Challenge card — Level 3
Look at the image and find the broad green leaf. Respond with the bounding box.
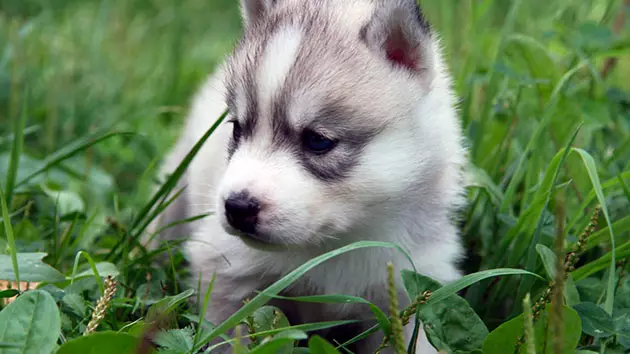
[56,331,147,354]
[41,182,85,215]
[308,336,342,354]
[62,293,87,317]
[573,302,615,338]
[154,327,194,353]
[613,309,630,348]
[249,338,295,354]
[147,288,195,321]
[248,306,294,354]
[250,306,291,333]
[250,330,308,354]
[398,269,541,354]
[13,220,39,242]
[482,304,581,354]
[402,268,542,306]
[0,253,65,283]
[0,290,61,354]
[0,342,22,349]
[134,281,164,306]
[0,289,19,299]
[401,271,488,352]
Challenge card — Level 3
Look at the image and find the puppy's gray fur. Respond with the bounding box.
[147,0,467,352]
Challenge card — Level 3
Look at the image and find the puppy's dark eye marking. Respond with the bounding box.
[302,129,337,155]
[229,119,243,142]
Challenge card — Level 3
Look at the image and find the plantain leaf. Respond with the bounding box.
[0,290,61,354]
[308,335,342,354]
[0,253,65,283]
[573,302,615,338]
[56,331,145,354]
[482,304,581,354]
[401,271,488,352]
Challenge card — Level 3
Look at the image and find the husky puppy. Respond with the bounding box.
[149,0,467,352]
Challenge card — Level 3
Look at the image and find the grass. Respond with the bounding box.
[0,0,629,353]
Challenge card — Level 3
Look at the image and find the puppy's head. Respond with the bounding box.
[216,0,456,246]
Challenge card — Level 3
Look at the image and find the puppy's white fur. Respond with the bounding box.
[148,0,467,352]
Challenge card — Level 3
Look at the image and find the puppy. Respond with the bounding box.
[148,0,467,352]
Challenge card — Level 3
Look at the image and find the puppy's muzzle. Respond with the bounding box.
[224,190,260,235]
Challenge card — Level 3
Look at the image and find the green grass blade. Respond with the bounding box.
[106,111,227,262]
[510,126,581,312]
[192,241,415,352]
[204,320,361,353]
[423,268,543,306]
[583,215,630,251]
[472,0,522,160]
[15,130,136,188]
[70,251,104,294]
[572,240,630,281]
[0,185,20,291]
[572,148,617,315]
[262,293,391,336]
[498,61,587,215]
[4,89,27,207]
[0,125,39,148]
[143,212,211,249]
[618,173,630,204]
[191,272,216,354]
[566,170,630,234]
[129,110,227,232]
[338,268,542,351]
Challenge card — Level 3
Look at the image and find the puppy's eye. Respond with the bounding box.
[231,120,242,141]
[302,130,337,154]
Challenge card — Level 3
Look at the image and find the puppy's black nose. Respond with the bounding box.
[225,192,260,234]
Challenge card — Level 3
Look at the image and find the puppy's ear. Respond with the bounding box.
[239,0,275,26]
[362,0,433,72]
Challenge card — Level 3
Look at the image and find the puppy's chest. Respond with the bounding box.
[277,255,392,308]
[279,248,401,295]
[277,284,380,324]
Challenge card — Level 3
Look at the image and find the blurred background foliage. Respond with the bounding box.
[0,0,628,338]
